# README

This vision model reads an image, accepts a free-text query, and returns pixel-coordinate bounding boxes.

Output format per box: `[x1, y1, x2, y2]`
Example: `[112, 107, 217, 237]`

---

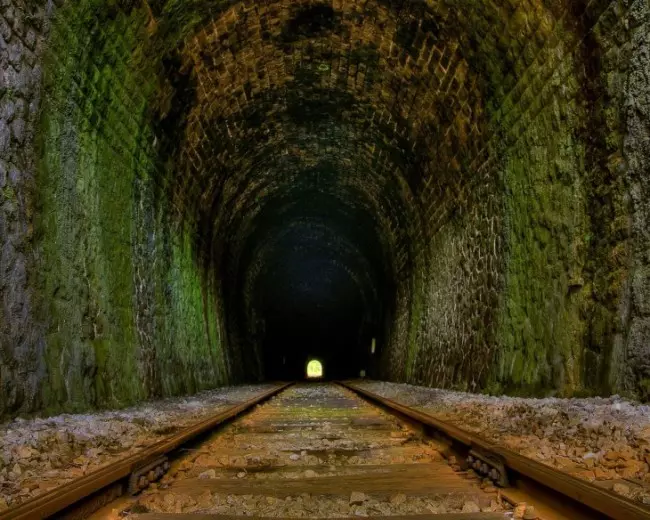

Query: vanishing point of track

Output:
[1, 382, 650, 520]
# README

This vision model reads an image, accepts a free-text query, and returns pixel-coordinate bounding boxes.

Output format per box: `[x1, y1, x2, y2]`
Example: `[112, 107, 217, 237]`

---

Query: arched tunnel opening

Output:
[228, 189, 391, 381]
[1, 0, 649, 420]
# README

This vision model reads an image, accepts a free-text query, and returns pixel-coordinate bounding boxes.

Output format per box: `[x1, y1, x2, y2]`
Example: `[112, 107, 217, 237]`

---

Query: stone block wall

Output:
[384, 0, 650, 398]
[623, 0, 650, 399]
[0, 0, 239, 418]
[1, 0, 650, 417]
[0, 0, 49, 416]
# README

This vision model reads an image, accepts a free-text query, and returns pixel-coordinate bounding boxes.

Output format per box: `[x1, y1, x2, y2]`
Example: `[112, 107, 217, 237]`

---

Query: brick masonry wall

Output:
[1, 0, 650, 416]
[0, 0, 239, 418]
[380, 0, 650, 398]
[0, 0, 49, 415]
[623, 0, 650, 399]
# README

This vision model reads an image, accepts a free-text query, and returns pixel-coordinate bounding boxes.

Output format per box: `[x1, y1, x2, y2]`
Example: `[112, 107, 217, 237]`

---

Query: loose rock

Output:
[199, 469, 216, 479]
[357, 381, 650, 503]
[461, 500, 480, 513]
[349, 491, 367, 505]
[523, 505, 537, 519]
[613, 483, 630, 496]
[0, 384, 275, 507]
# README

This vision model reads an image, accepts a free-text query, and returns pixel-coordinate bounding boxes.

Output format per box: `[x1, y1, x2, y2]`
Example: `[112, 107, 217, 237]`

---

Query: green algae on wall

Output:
[32, 0, 230, 414]
[37, 6, 145, 410]
[495, 117, 589, 396]
[490, 5, 635, 397]
[156, 231, 229, 396]
[386, 2, 638, 399]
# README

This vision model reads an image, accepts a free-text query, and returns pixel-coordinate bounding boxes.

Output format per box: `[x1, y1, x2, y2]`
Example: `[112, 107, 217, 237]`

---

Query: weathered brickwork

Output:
[623, 0, 650, 399]
[0, 0, 49, 416]
[491, 0, 646, 396]
[1, 0, 650, 416]
[387, 0, 648, 397]
[0, 0, 239, 417]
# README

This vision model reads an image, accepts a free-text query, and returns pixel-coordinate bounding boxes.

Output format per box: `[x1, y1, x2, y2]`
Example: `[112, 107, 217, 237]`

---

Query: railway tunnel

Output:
[1, 0, 650, 418]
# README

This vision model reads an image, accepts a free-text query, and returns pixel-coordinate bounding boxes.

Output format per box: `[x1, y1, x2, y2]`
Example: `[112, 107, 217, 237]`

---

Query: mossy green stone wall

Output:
[31, 0, 231, 414]
[390, 1, 649, 399]
[495, 97, 589, 395]
[487, 3, 639, 397]
[3, 0, 650, 417]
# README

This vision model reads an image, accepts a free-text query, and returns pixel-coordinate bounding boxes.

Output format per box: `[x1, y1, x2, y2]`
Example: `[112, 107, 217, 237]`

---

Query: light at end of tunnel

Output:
[371, 338, 376, 354]
[306, 359, 323, 378]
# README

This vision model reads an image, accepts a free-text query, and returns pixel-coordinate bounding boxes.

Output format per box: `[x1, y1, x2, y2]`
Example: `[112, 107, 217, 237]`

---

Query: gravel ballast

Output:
[0, 384, 277, 510]
[354, 380, 650, 504]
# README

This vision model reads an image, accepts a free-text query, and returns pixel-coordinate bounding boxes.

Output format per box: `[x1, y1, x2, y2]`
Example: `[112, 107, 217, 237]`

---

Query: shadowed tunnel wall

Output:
[1, 0, 649, 417]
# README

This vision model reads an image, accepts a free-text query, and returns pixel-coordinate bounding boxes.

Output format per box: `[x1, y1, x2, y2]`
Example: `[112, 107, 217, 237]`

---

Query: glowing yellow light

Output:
[371, 338, 376, 354]
[306, 359, 323, 378]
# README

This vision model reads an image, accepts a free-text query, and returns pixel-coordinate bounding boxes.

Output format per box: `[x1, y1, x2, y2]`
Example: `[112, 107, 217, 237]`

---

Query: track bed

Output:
[125, 384, 508, 519]
[6, 382, 650, 520]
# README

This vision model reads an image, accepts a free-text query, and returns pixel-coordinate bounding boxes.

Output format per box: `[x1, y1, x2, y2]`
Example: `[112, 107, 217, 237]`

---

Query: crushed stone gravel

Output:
[0, 384, 276, 509]
[354, 380, 650, 504]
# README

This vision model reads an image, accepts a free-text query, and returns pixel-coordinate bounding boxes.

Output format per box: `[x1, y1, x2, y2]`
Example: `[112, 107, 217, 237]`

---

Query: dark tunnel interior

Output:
[144, 0, 432, 385]
[225, 186, 391, 381]
[5, 0, 649, 419]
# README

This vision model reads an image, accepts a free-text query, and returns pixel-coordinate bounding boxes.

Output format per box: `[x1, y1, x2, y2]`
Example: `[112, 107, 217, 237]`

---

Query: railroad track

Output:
[341, 381, 650, 520]
[2, 382, 650, 520]
[124, 383, 507, 520]
[0, 384, 291, 520]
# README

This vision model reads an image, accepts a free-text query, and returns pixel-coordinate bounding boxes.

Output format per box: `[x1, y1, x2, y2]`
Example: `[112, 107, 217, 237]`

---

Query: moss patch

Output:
[32, 0, 232, 415]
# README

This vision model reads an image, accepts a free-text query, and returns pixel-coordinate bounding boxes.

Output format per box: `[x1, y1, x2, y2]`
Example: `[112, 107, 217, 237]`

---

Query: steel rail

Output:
[339, 380, 650, 520]
[0, 382, 292, 520]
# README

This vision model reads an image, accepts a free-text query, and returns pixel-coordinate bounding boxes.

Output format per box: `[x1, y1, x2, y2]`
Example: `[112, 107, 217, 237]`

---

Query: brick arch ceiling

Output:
[142, 0, 567, 377]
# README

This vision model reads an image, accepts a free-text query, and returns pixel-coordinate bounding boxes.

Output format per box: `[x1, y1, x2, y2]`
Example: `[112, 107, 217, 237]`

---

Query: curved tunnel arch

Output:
[150, 0, 548, 384]
[7, 0, 645, 416]
[151, 0, 497, 382]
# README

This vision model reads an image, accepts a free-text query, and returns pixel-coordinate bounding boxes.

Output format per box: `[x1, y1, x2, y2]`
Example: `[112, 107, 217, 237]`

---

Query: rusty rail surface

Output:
[0, 382, 292, 520]
[339, 380, 650, 520]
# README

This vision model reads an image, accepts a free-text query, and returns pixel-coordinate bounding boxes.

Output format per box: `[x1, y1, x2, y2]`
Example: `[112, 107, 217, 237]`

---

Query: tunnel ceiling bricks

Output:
[172, 0, 491, 346]
[165, 0, 600, 392]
